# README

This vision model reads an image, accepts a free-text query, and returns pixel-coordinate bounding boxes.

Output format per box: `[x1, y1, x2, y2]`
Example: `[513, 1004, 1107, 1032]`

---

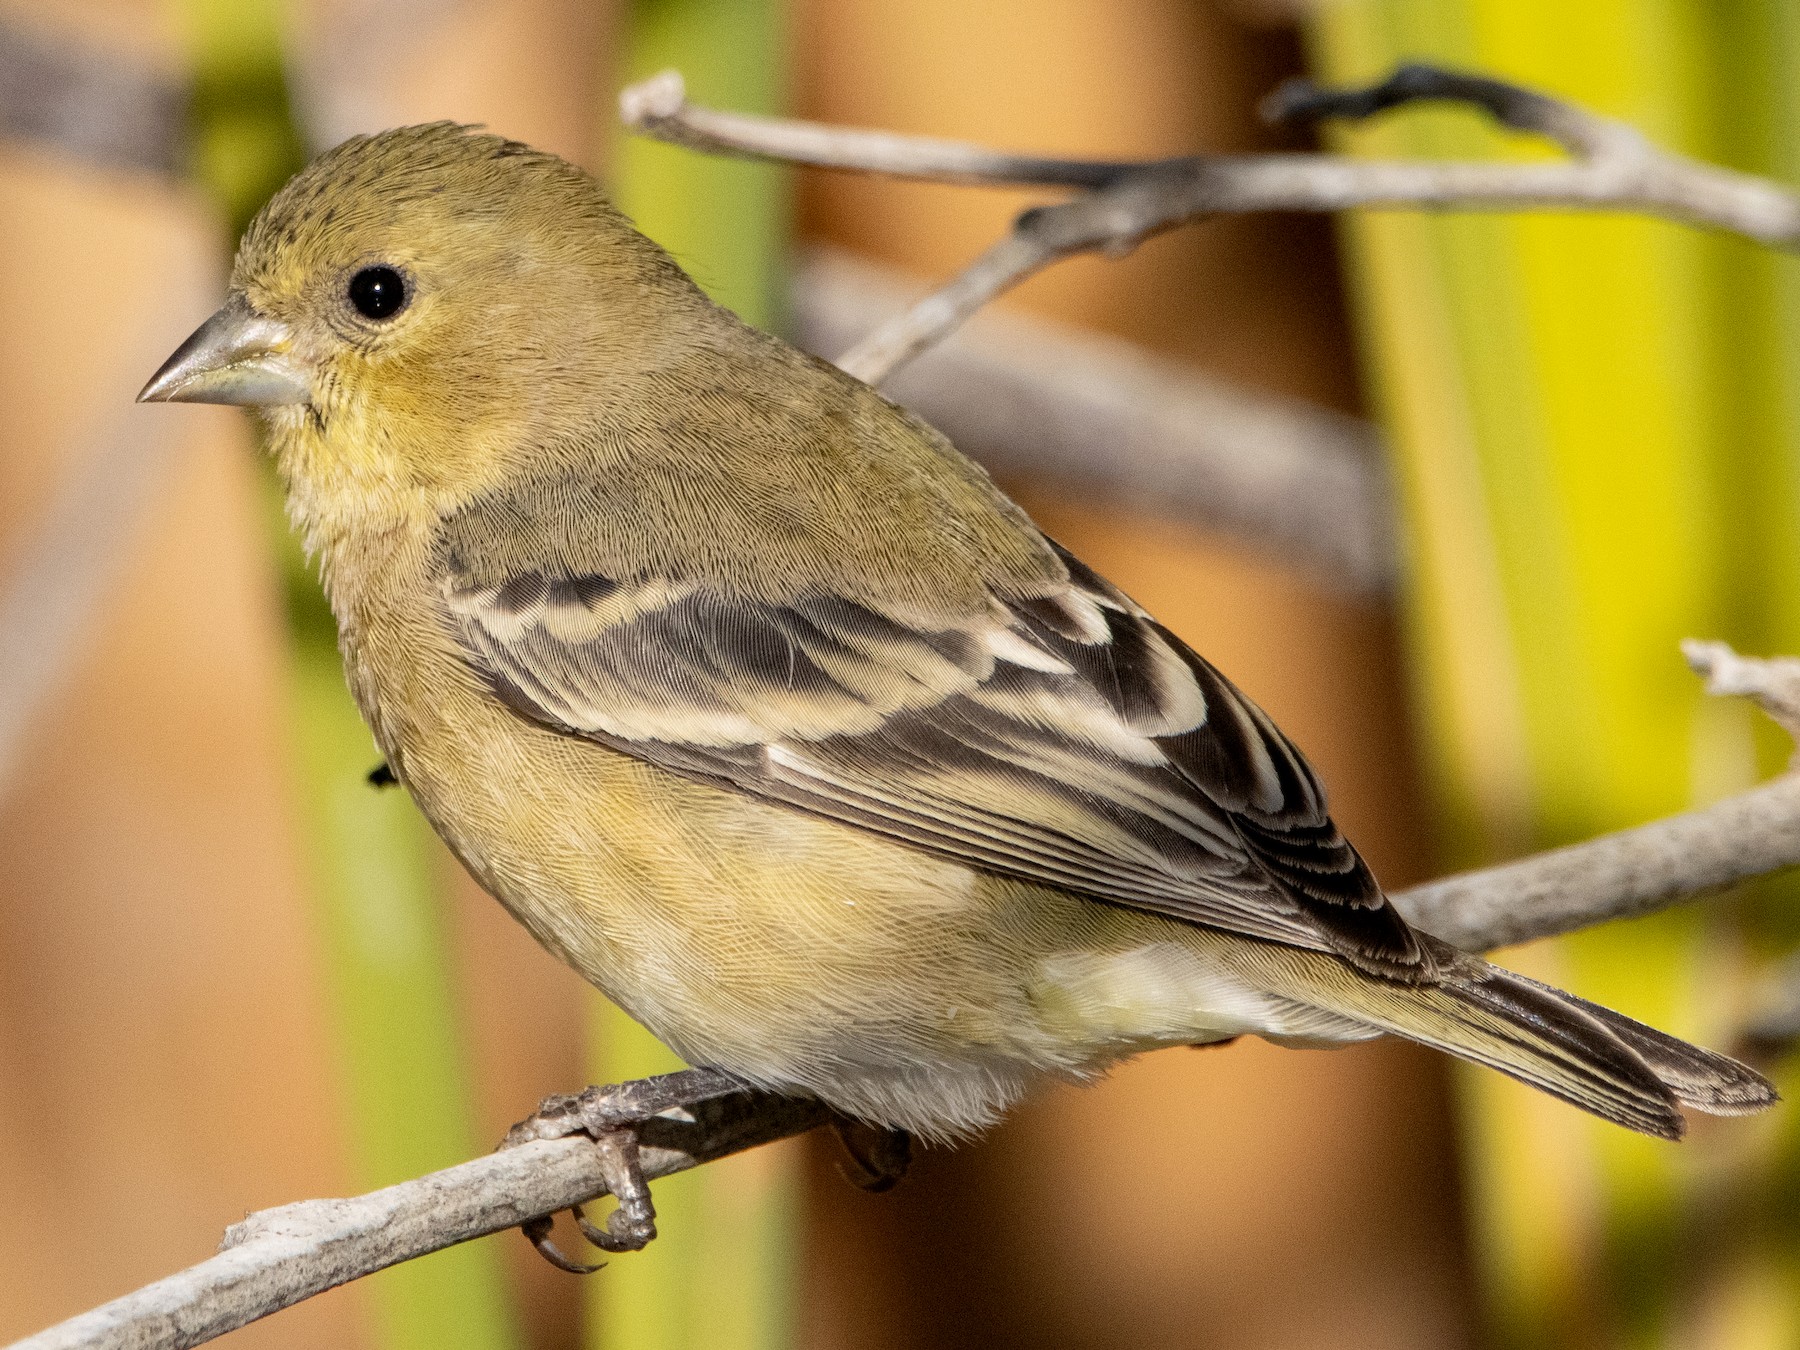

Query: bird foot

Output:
[500, 1068, 741, 1274]
[830, 1116, 913, 1192]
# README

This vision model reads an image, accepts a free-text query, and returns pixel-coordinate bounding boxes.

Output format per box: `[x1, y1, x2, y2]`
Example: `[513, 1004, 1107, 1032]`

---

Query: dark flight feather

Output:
[438, 520, 1428, 978]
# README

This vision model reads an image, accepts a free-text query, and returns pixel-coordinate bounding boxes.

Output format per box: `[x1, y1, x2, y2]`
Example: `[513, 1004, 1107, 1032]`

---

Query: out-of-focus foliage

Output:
[1311, 4, 1800, 1346]
[181, 0, 305, 235]
[611, 0, 791, 330]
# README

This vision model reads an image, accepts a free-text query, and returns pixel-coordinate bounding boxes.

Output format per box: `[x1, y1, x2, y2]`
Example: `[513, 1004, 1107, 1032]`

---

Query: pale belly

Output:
[363, 632, 1363, 1137]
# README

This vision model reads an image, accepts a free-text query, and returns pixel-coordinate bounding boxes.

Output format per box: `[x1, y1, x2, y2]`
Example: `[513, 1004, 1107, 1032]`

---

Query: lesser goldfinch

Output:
[141, 125, 1772, 1164]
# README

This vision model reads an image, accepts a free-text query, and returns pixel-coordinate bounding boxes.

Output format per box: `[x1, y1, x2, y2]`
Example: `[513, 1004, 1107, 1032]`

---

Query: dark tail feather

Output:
[1428, 961, 1692, 1139]
[1521, 976, 1777, 1117]
[1265, 937, 1776, 1139]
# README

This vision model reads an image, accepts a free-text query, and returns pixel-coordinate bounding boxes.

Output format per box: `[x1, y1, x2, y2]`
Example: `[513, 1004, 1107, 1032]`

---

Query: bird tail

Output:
[1254, 938, 1776, 1139]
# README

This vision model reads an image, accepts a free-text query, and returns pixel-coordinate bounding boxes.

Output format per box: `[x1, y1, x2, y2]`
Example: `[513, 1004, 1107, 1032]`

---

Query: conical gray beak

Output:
[137, 294, 311, 406]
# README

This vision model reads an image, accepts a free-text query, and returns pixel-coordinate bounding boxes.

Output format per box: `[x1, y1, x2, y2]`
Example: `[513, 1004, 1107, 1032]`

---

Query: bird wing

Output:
[437, 534, 1427, 977]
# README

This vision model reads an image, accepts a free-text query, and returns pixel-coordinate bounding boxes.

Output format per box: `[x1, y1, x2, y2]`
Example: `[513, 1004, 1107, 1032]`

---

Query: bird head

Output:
[139, 123, 708, 504]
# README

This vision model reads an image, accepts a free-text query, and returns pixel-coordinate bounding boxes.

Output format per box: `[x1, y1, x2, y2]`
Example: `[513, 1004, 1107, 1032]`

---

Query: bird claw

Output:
[574, 1132, 658, 1252]
[831, 1116, 913, 1193]
[521, 1213, 605, 1274]
[499, 1070, 742, 1273]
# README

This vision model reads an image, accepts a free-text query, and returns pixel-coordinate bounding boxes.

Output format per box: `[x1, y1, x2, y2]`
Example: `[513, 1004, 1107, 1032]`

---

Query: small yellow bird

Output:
[141, 125, 1772, 1189]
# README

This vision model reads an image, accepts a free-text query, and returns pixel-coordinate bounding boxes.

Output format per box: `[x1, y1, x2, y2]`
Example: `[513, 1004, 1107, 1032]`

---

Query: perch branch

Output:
[624, 64, 1800, 383]
[9, 1072, 828, 1350]
[19, 643, 1800, 1350]
[1394, 778, 1800, 952]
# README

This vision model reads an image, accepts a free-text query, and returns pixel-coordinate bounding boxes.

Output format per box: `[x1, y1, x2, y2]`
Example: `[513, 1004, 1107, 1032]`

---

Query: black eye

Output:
[348, 265, 408, 320]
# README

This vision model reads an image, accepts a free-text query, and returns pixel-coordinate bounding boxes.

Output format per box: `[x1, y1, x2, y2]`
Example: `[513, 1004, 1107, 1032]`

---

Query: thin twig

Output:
[833, 205, 1137, 384]
[620, 69, 1140, 188]
[624, 64, 1800, 384]
[13, 645, 1800, 1350]
[1397, 641, 1800, 949]
[1682, 638, 1800, 753]
[9, 1072, 828, 1350]
[1259, 63, 1648, 160]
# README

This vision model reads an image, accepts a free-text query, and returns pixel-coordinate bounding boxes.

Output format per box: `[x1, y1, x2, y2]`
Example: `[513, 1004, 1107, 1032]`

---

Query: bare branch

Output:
[792, 247, 1395, 593]
[834, 213, 1111, 384]
[11, 1072, 828, 1350]
[17, 643, 1800, 1350]
[624, 63, 1800, 384]
[1395, 775, 1800, 952]
[1683, 638, 1800, 752]
[1397, 642, 1800, 951]
[619, 69, 1137, 188]
[1260, 62, 1648, 160]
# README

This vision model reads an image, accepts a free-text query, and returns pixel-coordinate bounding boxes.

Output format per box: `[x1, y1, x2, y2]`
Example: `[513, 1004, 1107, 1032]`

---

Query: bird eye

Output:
[348, 265, 408, 320]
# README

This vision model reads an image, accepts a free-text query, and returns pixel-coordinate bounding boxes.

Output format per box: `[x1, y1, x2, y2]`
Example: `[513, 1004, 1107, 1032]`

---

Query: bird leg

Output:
[830, 1116, 913, 1192]
[500, 1067, 746, 1273]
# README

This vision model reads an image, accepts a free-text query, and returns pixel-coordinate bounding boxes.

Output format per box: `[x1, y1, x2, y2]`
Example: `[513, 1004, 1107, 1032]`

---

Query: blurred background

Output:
[1, 1, 1798, 1348]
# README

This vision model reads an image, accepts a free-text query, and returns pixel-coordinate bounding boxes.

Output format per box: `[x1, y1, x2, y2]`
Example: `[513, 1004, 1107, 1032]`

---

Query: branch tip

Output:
[619, 69, 687, 130]
[1683, 638, 1800, 747]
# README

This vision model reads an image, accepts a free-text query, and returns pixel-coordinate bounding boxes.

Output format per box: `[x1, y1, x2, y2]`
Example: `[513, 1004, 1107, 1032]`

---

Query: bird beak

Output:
[137, 294, 312, 407]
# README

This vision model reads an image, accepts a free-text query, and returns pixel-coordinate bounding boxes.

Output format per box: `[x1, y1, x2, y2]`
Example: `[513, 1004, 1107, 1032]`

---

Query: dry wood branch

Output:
[1262, 62, 1649, 160]
[1395, 775, 1800, 952]
[19, 647, 1800, 1350]
[620, 69, 1139, 188]
[1683, 638, 1800, 752]
[623, 64, 1800, 384]
[1396, 642, 1800, 950]
[10, 1072, 829, 1350]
